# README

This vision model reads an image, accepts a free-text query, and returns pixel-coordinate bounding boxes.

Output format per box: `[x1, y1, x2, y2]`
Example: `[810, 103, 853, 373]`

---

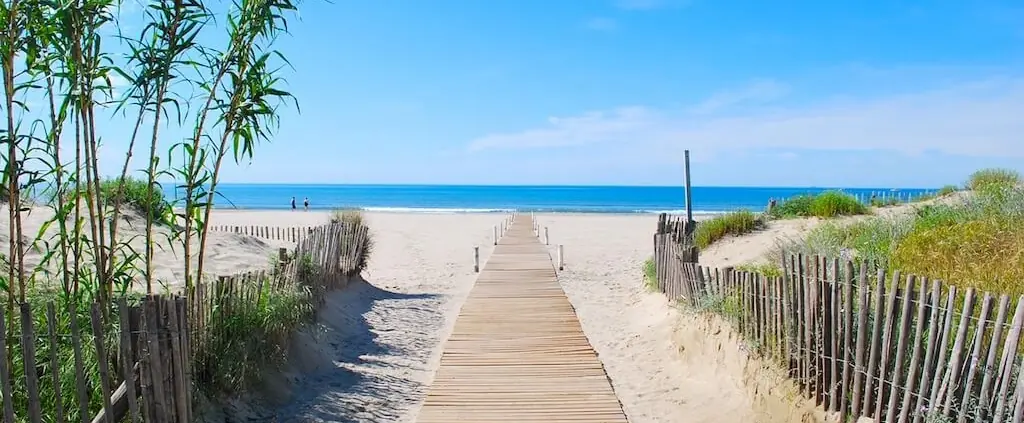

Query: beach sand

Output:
[200, 211, 824, 422]
[534, 213, 822, 423]
[4, 206, 835, 422]
[204, 211, 504, 422]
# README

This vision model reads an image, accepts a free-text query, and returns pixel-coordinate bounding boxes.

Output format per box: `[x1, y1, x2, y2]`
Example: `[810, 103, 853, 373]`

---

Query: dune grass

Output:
[770, 190, 868, 219]
[642, 257, 657, 290]
[329, 209, 374, 273]
[330, 208, 365, 226]
[966, 168, 1021, 191]
[692, 210, 762, 249]
[770, 175, 1024, 296]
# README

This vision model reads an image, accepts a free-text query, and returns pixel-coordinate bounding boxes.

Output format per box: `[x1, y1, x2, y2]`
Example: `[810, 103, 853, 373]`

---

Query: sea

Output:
[169, 184, 939, 215]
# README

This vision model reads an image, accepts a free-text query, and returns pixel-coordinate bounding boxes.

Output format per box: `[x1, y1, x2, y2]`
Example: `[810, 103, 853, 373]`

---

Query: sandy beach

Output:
[197, 210, 822, 422]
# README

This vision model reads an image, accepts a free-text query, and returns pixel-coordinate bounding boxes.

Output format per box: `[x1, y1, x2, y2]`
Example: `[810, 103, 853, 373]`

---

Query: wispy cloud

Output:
[688, 79, 789, 114]
[614, 0, 690, 11]
[465, 74, 1024, 159]
[585, 17, 618, 31]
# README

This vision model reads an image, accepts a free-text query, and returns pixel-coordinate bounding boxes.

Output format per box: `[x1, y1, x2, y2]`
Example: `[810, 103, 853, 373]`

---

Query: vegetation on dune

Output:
[965, 168, 1021, 191]
[0, 0, 333, 415]
[768, 169, 1024, 296]
[937, 184, 959, 196]
[769, 190, 868, 219]
[693, 210, 763, 249]
[329, 209, 373, 273]
[330, 208, 365, 226]
[642, 257, 657, 290]
[193, 271, 316, 394]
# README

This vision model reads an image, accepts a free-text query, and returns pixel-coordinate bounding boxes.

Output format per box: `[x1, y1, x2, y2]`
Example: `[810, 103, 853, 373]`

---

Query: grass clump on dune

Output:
[330, 208, 365, 226]
[693, 210, 762, 249]
[642, 257, 657, 290]
[329, 208, 373, 272]
[937, 184, 959, 196]
[770, 190, 867, 219]
[966, 168, 1021, 191]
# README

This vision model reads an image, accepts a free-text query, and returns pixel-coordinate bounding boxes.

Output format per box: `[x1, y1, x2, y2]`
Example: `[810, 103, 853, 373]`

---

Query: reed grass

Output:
[1, 0, 306, 417]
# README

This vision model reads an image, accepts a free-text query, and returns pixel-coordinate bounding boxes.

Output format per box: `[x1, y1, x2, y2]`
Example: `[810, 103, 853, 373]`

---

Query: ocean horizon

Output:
[168, 184, 940, 214]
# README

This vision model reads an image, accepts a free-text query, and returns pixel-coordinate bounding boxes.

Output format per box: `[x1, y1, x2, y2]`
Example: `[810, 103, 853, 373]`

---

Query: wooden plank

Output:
[975, 295, 1010, 423]
[91, 302, 114, 423]
[885, 275, 915, 423]
[417, 217, 627, 423]
[0, 302, 13, 423]
[117, 300, 140, 423]
[850, 261, 870, 419]
[20, 303, 42, 423]
[46, 303, 67, 423]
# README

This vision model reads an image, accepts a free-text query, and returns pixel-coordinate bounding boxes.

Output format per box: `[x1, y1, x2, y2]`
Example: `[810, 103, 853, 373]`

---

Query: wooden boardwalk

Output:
[417, 216, 628, 423]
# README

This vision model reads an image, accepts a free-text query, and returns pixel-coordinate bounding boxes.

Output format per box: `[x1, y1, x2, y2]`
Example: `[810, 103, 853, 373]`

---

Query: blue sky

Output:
[88, 0, 1024, 187]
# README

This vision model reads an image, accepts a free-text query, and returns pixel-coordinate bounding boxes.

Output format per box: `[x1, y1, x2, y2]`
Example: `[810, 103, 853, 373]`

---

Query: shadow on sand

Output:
[271, 275, 441, 423]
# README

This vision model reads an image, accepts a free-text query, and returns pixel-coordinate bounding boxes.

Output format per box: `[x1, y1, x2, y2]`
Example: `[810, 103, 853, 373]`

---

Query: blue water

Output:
[164, 184, 939, 214]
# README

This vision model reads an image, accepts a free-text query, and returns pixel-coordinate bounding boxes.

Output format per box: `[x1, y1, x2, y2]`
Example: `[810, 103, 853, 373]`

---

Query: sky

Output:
[87, 0, 1024, 187]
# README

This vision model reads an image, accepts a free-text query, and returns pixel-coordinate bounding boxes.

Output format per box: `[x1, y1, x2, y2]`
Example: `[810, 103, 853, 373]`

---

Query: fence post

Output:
[544, 227, 549, 245]
[557, 244, 564, 271]
[493, 226, 498, 245]
[473, 246, 480, 273]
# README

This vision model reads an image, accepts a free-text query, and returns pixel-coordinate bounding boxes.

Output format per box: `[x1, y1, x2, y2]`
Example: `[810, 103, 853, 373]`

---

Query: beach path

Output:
[416, 216, 628, 423]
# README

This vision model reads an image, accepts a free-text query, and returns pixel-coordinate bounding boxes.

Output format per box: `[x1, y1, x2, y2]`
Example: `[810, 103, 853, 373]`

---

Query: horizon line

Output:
[206, 182, 942, 190]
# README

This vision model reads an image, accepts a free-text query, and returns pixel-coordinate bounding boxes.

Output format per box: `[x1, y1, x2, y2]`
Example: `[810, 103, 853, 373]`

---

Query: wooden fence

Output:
[208, 225, 316, 242]
[654, 232, 1024, 423]
[0, 221, 371, 423]
[0, 296, 189, 423]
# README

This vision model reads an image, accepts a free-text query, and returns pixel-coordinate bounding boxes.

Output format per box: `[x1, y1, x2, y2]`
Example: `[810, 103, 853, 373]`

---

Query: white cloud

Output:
[465, 75, 1024, 158]
[585, 17, 618, 31]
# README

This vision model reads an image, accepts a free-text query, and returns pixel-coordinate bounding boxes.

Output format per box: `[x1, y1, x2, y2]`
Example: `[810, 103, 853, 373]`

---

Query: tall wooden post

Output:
[684, 149, 693, 227]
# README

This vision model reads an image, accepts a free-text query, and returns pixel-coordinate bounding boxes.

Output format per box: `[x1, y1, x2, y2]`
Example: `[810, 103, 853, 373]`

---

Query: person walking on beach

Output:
[291, 196, 296, 210]
[303, 197, 309, 211]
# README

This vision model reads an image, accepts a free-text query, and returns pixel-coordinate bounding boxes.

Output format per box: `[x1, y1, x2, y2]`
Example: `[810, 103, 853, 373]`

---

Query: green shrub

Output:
[769, 194, 815, 218]
[693, 210, 762, 249]
[966, 168, 1021, 191]
[71, 177, 171, 224]
[810, 191, 868, 217]
[770, 191, 867, 219]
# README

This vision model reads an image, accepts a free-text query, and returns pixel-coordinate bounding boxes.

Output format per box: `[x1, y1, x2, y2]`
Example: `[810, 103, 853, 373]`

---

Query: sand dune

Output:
[0, 206, 284, 291]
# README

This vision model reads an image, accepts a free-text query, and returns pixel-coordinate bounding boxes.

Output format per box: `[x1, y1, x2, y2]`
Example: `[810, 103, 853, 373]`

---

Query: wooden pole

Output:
[557, 244, 564, 270]
[684, 149, 693, 226]
[493, 226, 498, 245]
[544, 227, 549, 245]
[473, 246, 480, 273]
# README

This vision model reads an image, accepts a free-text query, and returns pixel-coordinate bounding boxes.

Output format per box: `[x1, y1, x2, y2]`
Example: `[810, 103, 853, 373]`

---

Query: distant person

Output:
[303, 197, 309, 211]
[291, 196, 296, 210]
